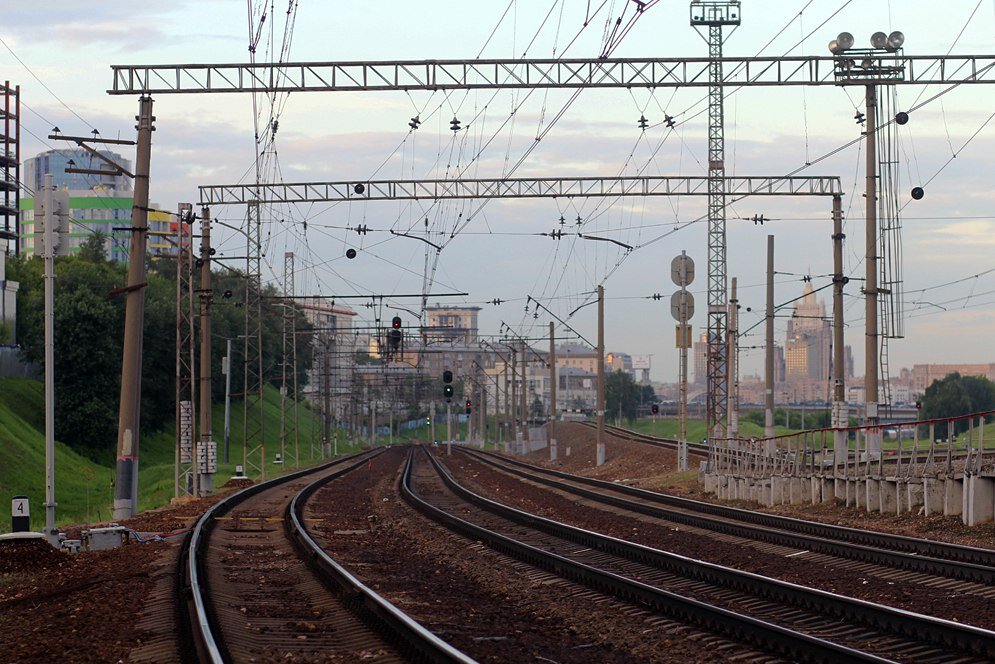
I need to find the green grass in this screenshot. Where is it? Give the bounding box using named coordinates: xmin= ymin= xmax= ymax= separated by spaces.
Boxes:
xmin=623 ymin=416 xmax=800 ymax=442
xmin=0 ymin=378 xmax=356 ymax=533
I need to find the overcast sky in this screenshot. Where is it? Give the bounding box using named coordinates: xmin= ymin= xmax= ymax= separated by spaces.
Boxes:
xmin=4 ymin=1 xmax=995 ymax=383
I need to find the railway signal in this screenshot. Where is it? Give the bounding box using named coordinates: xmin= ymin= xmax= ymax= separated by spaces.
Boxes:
xmin=465 ymin=399 xmax=472 ymax=415
xmin=443 ymin=370 xmax=453 ymax=403
xmin=388 ymin=316 xmax=402 ymax=357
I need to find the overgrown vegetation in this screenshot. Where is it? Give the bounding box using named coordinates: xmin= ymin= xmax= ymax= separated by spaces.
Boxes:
xmin=6 ymin=249 xmax=314 ymax=463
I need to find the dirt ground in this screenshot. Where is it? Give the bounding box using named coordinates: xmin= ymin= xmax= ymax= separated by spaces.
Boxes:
xmin=1 ymin=427 xmax=993 ymax=662
xmin=524 ymin=422 xmax=995 ymax=550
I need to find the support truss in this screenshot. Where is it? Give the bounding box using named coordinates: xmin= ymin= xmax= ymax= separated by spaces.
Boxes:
xmin=242 ymin=201 xmax=265 ymax=480
xmin=174 ymin=205 xmax=195 ymax=497
xmin=199 ymin=175 xmax=841 ymax=206
xmin=109 ymin=55 xmax=995 ymax=94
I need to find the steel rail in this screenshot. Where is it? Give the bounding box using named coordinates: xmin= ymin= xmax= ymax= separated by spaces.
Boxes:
xmin=401 ymin=447 xmax=892 ymax=664
xmin=287 ymin=453 xmax=478 ymax=664
xmin=462 ymin=448 xmax=995 ymax=582
xmin=428 ymin=451 xmax=995 ymax=660
xmin=185 ymin=449 xmax=377 ymax=663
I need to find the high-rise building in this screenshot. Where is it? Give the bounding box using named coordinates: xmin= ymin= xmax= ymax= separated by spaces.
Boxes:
xmin=785 ymin=283 xmax=830 ymax=382
xmin=693 ymin=333 xmax=708 ymax=384
xmin=18 ymin=149 xmax=171 ymax=262
xmin=23 ymin=149 xmax=132 ymax=194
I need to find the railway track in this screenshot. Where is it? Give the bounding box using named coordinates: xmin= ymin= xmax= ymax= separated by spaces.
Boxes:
xmin=405 ymin=446 xmax=995 ymax=662
xmin=180 ymin=448 xmax=475 ymax=664
xmin=464 ymin=447 xmax=995 ymax=584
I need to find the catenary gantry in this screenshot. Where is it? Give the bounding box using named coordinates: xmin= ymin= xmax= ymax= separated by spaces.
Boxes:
xmin=197 ymin=175 xmax=842 ymax=206
xmin=108 ymin=55 xmax=995 ymax=93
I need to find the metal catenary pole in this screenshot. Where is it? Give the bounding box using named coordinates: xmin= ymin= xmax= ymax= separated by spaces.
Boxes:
xmin=864 ymin=84 xmax=881 ymax=458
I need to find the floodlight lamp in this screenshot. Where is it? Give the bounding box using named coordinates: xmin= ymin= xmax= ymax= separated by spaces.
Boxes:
xmin=870 ymin=31 xmax=888 ymax=49
xmin=887 ymin=31 xmax=904 ymax=51
xmin=836 ymin=32 xmax=854 ymax=51
xmin=828 ymin=40 xmax=840 ymax=54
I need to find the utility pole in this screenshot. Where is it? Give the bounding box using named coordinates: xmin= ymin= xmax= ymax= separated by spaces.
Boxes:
xmin=197 ymin=206 xmax=215 ymax=496
xmin=501 ymin=359 xmax=509 ymax=453
xmin=520 ymin=343 xmax=528 ymax=452
xmin=726 ymin=277 xmax=739 ymax=440
xmin=446 ymin=399 xmax=451 ymax=456
xmin=691 ymin=1 xmax=740 ymax=442
xmin=430 ymin=400 xmax=436 ymax=445
xmin=42 ymin=174 xmax=58 ymax=541
xmin=223 ymin=338 xmax=232 ymax=464
xmin=113 ymin=95 xmax=154 ymax=519
xmin=864 ymin=84 xmax=881 ymax=458
xmin=765 ymin=235 xmax=776 ymax=446
xmin=548 ymin=322 xmax=557 ymax=461
xmin=510 ymin=348 xmax=518 ymax=454
xmin=322 ymin=337 xmax=332 ymax=457
xmin=596 ymin=285 xmax=606 ymax=466
xmin=831 ymin=195 xmax=848 ymax=466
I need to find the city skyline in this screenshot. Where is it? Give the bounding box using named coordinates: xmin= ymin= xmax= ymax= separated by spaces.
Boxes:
xmin=3 ymin=2 xmax=995 ymax=384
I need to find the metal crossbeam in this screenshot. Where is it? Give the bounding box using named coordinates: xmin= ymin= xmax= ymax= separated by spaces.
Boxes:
xmin=198 ymin=175 xmax=842 ymax=206
xmin=109 ymin=55 xmax=995 ymax=94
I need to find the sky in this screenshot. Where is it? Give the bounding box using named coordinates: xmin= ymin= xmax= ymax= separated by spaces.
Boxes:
xmin=4 ymin=0 xmax=995 ymax=384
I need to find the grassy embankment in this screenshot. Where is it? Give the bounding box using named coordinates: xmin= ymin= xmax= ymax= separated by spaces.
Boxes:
xmin=0 ymin=377 xmax=362 ymax=533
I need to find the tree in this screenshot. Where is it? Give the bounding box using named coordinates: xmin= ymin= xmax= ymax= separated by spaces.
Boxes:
xmin=605 ymin=370 xmax=641 ymax=423
xmin=53 ymin=286 xmax=121 ymax=460
xmin=921 ymin=372 xmax=995 ymax=433
xmin=78 ymin=230 xmax=108 ymax=263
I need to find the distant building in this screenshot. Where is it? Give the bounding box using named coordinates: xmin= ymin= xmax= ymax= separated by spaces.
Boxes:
xmin=18 ymin=149 xmax=172 ymax=262
xmin=693 ymin=333 xmax=707 ymax=384
xmin=785 ymin=283 xmax=830 ymax=382
xmin=910 ymin=363 xmax=995 ymax=394
xmin=300 ymin=299 xmax=358 ymax=420
xmin=424 ymin=305 xmax=481 ymax=345
xmin=556 ymin=342 xmax=599 ymax=375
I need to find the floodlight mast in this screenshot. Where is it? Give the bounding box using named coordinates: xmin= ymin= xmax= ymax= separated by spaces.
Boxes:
xmin=830 ymin=29 xmax=909 ymax=458
xmin=691 ymin=0 xmax=740 ymax=441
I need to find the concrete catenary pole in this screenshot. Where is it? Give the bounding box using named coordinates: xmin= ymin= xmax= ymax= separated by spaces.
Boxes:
xmin=865 ymin=84 xmax=881 ymax=458
xmin=510 ymin=348 xmax=518 ymax=453
xmin=726 ymin=277 xmax=739 ymax=440
xmin=198 ymin=206 xmax=214 ymax=496
xmin=832 ymin=195 xmax=848 ymax=468
xmin=596 ymin=285 xmax=606 ymax=466
xmin=42 ymin=174 xmax=57 ymax=539
xmin=548 ymin=322 xmax=557 ymax=461
xmin=765 ymin=235 xmax=776 ymax=446
xmin=223 ymin=338 xmax=232 ymax=464
xmin=520 ymin=342 xmax=528 ymax=452
xmin=114 ymin=96 xmax=154 ymax=519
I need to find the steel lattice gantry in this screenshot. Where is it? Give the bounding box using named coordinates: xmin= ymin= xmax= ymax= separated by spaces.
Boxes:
xmin=108 ymin=55 xmax=995 ymax=93
xmin=198 ymin=175 xmax=842 ymax=205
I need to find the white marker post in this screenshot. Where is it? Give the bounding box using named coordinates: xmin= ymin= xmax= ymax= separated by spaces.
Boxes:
xmin=11 ymin=496 xmax=29 ymax=533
